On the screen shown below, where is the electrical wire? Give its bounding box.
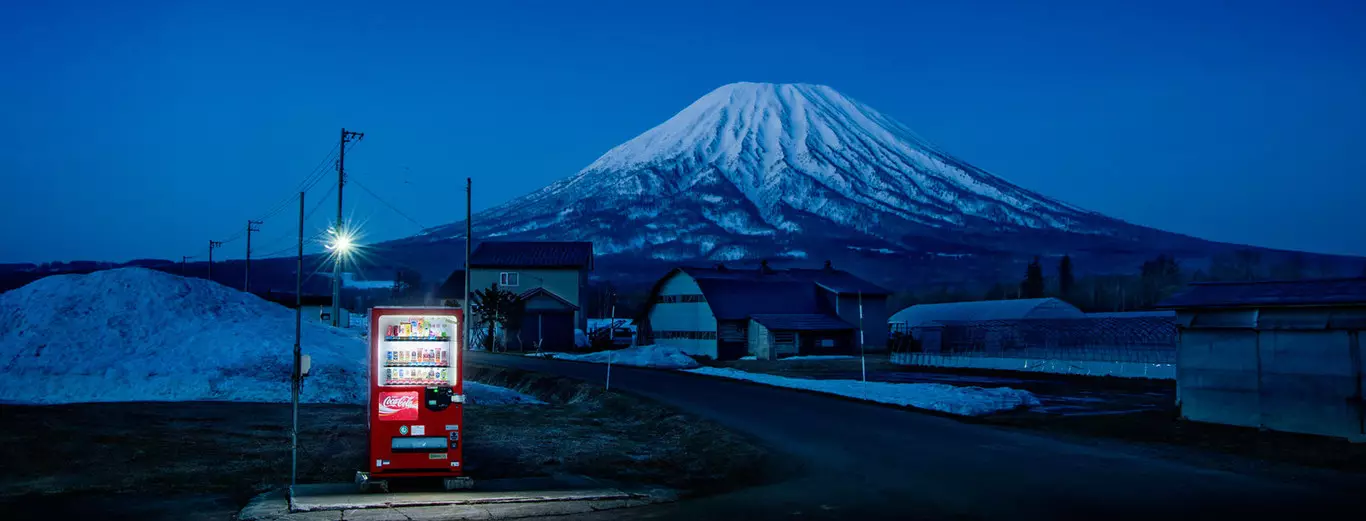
[347,172,430,231]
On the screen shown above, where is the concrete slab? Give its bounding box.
[240,477,675,521]
[290,483,639,511]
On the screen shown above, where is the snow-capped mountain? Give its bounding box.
[413,82,1157,265]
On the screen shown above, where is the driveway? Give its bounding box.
[469,352,1365,520]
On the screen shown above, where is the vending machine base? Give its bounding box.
[355,471,474,493]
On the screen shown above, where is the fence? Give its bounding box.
[890,317,1177,379]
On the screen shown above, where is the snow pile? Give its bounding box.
[528,345,700,369]
[0,268,534,406]
[738,355,856,361]
[684,367,1041,416]
[465,382,543,405]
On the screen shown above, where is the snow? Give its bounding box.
[406,82,1129,263]
[0,268,535,406]
[684,367,1040,416]
[464,381,544,405]
[526,345,700,370]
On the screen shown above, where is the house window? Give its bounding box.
[500,272,520,287]
[820,338,835,348]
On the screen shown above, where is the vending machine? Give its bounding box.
[359,306,469,491]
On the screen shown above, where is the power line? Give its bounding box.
[255,143,342,223]
[347,172,429,231]
[253,182,339,255]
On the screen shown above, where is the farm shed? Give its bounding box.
[1160,278,1366,442]
[888,298,1084,337]
[638,263,889,360]
[748,314,856,360]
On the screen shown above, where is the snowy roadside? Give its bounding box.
[526,344,700,369]
[686,367,1040,416]
[524,345,1039,416]
[464,381,544,405]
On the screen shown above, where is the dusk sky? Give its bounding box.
[2,0,1364,263]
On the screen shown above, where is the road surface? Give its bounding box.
[470,352,1365,520]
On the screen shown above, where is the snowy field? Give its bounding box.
[0,268,538,406]
[686,367,1041,416]
[528,344,700,369]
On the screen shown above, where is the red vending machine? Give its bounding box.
[359,306,469,491]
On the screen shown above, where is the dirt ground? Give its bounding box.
[0,364,773,520]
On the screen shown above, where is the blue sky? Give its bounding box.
[2,0,1364,262]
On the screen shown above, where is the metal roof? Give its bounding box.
[469,241,594,269]
[1158,278,1366,308]
[888,298,1084,327]
[435,269,465,299]
[679,266,889,295]
[751,314,854,331]
[515,286,579,310]
[693,278,819,320]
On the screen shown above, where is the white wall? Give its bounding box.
[647,272,717,358]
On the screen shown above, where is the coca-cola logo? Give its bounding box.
[377,391,419,421]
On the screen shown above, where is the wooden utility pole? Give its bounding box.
[291,192,303,488]
[245,220,262,292]
[463,177,471,353]
[334,128,364,327]
[208,240,223,282]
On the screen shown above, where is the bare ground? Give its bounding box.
[0,364,774,520]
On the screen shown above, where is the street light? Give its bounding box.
[326,224,362,327]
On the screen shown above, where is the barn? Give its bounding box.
[1160,278,1366,442]
[638,263,889,360]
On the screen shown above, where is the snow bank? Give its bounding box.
[528,345,700,369]
[0,268,531,406]
[684,367,1040,416]
[465,381,543,405]
[738,355,855,361]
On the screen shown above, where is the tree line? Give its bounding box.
[893,249,1365,313]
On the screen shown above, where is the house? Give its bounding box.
[1159,278,1366,442]
[439,241,593,350]
[888,298,1084,338]
[637,262,890,360]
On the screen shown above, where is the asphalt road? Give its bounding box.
[470,352,1366,521]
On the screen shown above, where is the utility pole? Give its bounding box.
[463,177,472,355]
[245,220,262,292]
[334,128,364,327]
[208,240,223,282]
[291,192,303,489]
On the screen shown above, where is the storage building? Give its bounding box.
[1160,278,1366,442]
[888,298,1083,337]
[638,263,889,360]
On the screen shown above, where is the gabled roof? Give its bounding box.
[516,286,579,310]
[888,298,1084,327]
[678,265,889,295]
[469,241,594,269]
[693,278,819,319]
[435,269,465,299]
[1158,278,1366,309]
[751,314,854,331]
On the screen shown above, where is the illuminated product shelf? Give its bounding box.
[383,337,450,342]
[384,362,450,368]
[386,380,449,386]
